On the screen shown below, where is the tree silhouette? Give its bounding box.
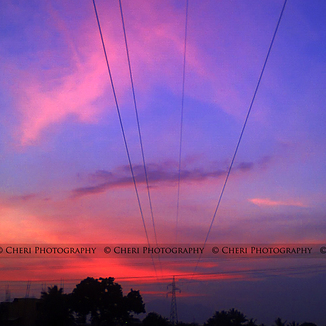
[228,308,247,326]
[275,318,287,326]
[204,309,250,326]
[205,310,231,326]
[247,318,258,326]
[38,285,74,326]
[0,302,9,325]
[125,288,146,314]
[70,277,145,326]
[70,277,101,324]
[142,312,171,326]
[287,322,299,326]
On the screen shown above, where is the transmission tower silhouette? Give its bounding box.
[167,276,181,325]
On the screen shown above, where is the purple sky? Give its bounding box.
[1,0,326,324]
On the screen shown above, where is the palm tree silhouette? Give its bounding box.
[39,285,73,326]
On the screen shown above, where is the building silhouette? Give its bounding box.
[0,297,40,326]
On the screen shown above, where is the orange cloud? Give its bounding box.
[249,198,308,208]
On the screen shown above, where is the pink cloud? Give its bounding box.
[249,198,308,208]
[5,0,265,146]
[15,55,108,145]
[0,0,287,186]
[2,1,127,146]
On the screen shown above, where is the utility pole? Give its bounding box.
[25,281,31,298]
[5,285,11,302]
[167,276,181,325]
[41,282,47,293]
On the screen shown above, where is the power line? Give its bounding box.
[176,0,189,243]
[91,0,157,278]
[2,262,326,284]
[192,0,288,275]
[118,0,158,247]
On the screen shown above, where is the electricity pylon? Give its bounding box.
[167,276,181,325]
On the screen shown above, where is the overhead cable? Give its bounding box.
[92,0,157,278]
[176,0,189,243]
[192,0,288,276]
[118,0,159,247]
